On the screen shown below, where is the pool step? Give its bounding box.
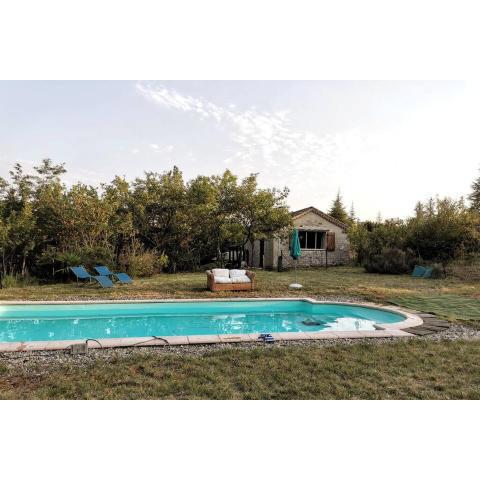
[401,314,451,336]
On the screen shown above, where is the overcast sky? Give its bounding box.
[0,80,478,219]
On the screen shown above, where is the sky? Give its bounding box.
[0,80,479,220]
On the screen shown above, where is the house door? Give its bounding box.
[259,240,265,268]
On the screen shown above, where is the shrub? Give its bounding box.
[407,197,480,263]
[364,248,410,274]
[445,256,480,281]
[118,241,168,277]
[0,273,38,288]
[1,274,22,288]
[348,220,408,266]
[36,246,115,280]
[127,251,168,277]
[430,263,445,279]
[349,198,480,273]
[200,262,223,271]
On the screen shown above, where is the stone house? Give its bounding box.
[244,206,350,269]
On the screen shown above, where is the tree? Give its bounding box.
[226,173,291,252]
[0,164,36,278]
[348,219,408,267]
[348,203,357,225]
[469,167,480,212]
[131,166,188,273]
[406,197,480,265]
[0,159,293,281]
[102,176,135,262]
[186,171,234,268]
[328,191,349,224]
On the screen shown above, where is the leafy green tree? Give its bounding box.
[348,219,408,267]
[227,173,291,252]
[131,166,189,273]
[103,176,135,262]
[31,160,67,274]
[0,159,294,281]
[186,172,231,268]
[0,164,36,278]
[407,197,480,264]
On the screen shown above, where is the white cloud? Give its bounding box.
[136,81,480,219]
[148,143,175,155]
[136,82,361,210]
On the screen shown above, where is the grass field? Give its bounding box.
[1,339,479,399]
[1,266,478,399]
[1,266,478,325]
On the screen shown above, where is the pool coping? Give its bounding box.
[0,298,423,352]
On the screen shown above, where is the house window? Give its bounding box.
[298,230,326,250]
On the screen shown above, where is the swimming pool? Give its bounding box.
[0,300,409,344]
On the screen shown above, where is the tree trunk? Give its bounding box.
[21,255,27,278]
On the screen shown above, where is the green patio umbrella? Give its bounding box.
[289,228,303,289]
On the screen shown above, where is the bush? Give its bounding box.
[407,198,480,263]
[118,241,168,277]
[127,251,168,277]
[364,248,410,274]
[348,220,408,266]
[36,246,115,280]
[200,262,223,271]
[0,273,38,288]
[446,256,480,281]
[430,263,445,279]
[349,199,480,272]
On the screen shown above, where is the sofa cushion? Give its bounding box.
[229,269,246,278]
[231,275,251,283]
[212,268,229,277]
[214,276,233,284]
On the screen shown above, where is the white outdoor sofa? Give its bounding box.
[206,268,256,292]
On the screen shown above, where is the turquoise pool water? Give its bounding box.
[0,301,405,343]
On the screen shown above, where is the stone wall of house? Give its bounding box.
[244,210,351,269]
[275,240,350,268]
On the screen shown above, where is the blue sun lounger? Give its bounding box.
[94,265,133,284]
[412,265,434,279]
[70,266,114,288]
[422,267,433,278]
[411,265,426,278]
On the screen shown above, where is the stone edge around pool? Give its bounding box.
[0,298,423,352]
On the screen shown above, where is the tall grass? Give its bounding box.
[1,274,38,288]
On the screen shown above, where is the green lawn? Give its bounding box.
[1,266,478,325]
[1,340,479,399]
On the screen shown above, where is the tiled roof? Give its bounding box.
[290,206,349,230]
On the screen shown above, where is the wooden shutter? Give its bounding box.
[326,232,336,251]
